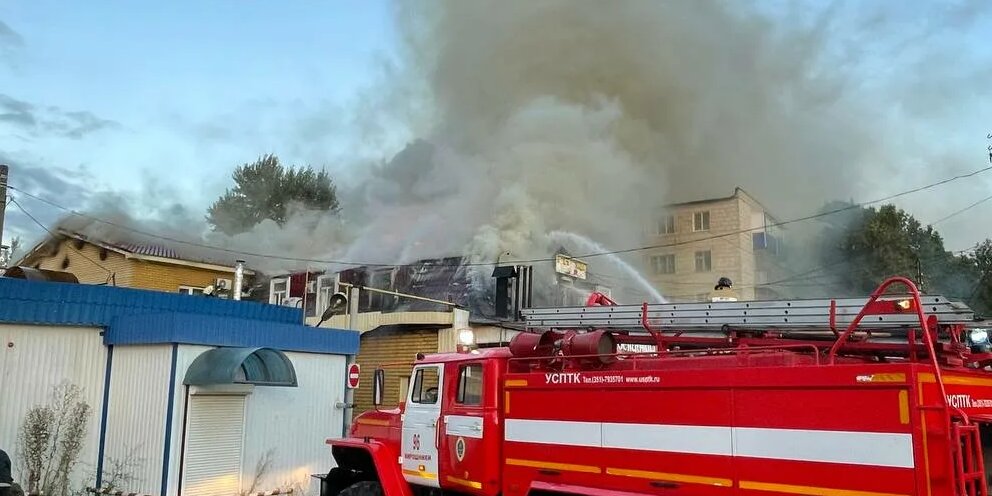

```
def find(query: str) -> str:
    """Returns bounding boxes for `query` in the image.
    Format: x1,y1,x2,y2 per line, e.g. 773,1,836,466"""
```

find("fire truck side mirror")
372,368,385,406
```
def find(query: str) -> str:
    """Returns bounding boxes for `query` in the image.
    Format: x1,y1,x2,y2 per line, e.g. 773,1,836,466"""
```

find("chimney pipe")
233,260,245,300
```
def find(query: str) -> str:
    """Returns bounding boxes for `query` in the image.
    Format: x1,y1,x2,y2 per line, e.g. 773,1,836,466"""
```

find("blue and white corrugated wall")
0,278,358,496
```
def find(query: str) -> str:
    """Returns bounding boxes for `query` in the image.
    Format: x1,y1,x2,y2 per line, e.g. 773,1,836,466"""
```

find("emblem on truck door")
412,434,421,451
455,437,466,461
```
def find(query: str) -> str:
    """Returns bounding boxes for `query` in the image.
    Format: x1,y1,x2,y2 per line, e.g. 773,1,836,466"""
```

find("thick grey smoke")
325,0,906,298
336,0,991,297
50,0,992,302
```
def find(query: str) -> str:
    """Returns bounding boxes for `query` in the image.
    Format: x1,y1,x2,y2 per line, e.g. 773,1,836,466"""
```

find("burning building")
266,251,615,417
267,251,616,322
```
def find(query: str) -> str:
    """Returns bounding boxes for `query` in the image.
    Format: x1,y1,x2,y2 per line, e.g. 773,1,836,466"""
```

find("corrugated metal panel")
0,278,301,326
164,345,214,496
354,329,438,418
241,352,346,494
103,345,172,495
107,313,359,355
181,395,246,496
0,324,107,489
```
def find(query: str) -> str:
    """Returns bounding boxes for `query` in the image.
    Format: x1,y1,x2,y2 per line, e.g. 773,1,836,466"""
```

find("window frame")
178,285,205,296
650,254,676,275
270,278,289,305
456,363,484,406
656,214,676,235
409,366,441,405
694,250,712,272
693,211,711,232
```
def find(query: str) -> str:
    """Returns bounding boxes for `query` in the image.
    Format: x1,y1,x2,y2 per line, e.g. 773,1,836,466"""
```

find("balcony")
752,232,782,255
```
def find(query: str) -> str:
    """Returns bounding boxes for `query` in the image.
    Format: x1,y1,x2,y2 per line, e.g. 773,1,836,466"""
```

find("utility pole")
0,164,8,245
916,256,924,292
0,164,8,268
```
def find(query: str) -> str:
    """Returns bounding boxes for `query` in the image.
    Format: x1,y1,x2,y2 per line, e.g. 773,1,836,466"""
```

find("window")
456,364,483,405
656,215,676,235
179,286,205,295
694,250,712,272
650,254,676,274
316,275,336,315
693,211,710,232
398,377,410,403
410,367,440,404
270,278,289,305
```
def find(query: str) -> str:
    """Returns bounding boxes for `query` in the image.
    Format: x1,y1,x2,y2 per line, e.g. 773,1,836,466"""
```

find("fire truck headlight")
969,329,990,348
458,328,475,346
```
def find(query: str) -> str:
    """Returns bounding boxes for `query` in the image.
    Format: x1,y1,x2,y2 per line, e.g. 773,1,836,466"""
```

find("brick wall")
644,190,784,302
36,238,134,285
353,328,439,419
31,238,238,294
129,259,234,292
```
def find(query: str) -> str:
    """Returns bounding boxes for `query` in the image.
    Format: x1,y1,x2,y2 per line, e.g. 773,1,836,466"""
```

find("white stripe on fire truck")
733,427,913,468
504,419,914,469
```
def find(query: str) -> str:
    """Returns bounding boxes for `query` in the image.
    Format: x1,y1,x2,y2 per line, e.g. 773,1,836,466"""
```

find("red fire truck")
322,277,992,496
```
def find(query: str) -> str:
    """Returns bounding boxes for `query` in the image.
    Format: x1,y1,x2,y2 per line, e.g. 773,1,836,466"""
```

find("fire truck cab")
324,348,508,496
323,277,992,496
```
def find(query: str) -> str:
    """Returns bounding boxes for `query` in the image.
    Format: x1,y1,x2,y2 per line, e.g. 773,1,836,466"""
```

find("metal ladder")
521,295,976,331
953,423,989,496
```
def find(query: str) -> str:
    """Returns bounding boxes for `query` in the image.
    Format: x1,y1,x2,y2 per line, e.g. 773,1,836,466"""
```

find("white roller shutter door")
182,394,247,496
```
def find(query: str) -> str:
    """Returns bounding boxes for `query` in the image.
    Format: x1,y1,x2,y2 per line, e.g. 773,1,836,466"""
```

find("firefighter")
709,277,738,302
1,447,12,496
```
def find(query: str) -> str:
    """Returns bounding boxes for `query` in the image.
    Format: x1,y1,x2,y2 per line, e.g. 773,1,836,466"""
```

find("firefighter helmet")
715,277,733,290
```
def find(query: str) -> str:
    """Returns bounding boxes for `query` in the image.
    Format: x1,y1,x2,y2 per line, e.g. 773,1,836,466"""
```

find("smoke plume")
50,0,992,302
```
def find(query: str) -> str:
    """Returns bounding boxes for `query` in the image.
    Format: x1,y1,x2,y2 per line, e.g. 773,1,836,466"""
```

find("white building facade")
0,278,358,496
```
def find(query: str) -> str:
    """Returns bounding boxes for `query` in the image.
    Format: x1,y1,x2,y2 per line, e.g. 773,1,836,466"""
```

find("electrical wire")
4,163,992,268
8,197,115,282
931,193,992,226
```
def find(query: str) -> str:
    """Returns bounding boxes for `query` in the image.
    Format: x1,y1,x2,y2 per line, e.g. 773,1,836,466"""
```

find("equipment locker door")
402,364,444,487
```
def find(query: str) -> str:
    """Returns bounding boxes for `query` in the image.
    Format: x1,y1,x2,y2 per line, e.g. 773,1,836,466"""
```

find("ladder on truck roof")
520,295,977,331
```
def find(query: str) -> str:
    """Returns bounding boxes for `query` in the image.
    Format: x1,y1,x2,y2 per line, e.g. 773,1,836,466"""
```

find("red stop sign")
347,363,360,389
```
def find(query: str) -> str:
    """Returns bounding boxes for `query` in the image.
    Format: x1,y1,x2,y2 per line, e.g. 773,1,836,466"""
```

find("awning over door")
183,347,298,387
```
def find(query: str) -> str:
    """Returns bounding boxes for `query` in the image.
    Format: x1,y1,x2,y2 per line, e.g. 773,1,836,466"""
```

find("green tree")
819,204,981,302
10,235,22,258
966,239,992,316
207,154,340,235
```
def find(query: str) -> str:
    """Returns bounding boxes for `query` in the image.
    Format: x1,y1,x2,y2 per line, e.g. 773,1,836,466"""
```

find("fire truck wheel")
339,481,383,496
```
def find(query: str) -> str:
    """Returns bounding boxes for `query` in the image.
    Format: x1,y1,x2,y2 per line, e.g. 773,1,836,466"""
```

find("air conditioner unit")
215,278,233,290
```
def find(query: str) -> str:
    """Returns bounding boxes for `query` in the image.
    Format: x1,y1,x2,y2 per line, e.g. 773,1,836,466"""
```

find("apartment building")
645,187,785,301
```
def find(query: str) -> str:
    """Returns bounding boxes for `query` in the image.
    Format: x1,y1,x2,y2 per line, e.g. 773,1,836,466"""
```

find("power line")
931,193,992,226
8,197,115,281
4,163,992,268
754,195,992,290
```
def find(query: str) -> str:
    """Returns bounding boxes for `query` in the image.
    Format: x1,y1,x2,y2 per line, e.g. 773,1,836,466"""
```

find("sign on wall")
554,254,587,280
347,363,361,389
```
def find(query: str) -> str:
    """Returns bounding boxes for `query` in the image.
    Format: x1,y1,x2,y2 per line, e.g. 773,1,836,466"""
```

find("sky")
1,0,991,261
0,0,395,245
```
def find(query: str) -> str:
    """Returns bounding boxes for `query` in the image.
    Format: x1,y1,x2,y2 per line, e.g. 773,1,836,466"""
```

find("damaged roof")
339,256,485,314
17,229,253,274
